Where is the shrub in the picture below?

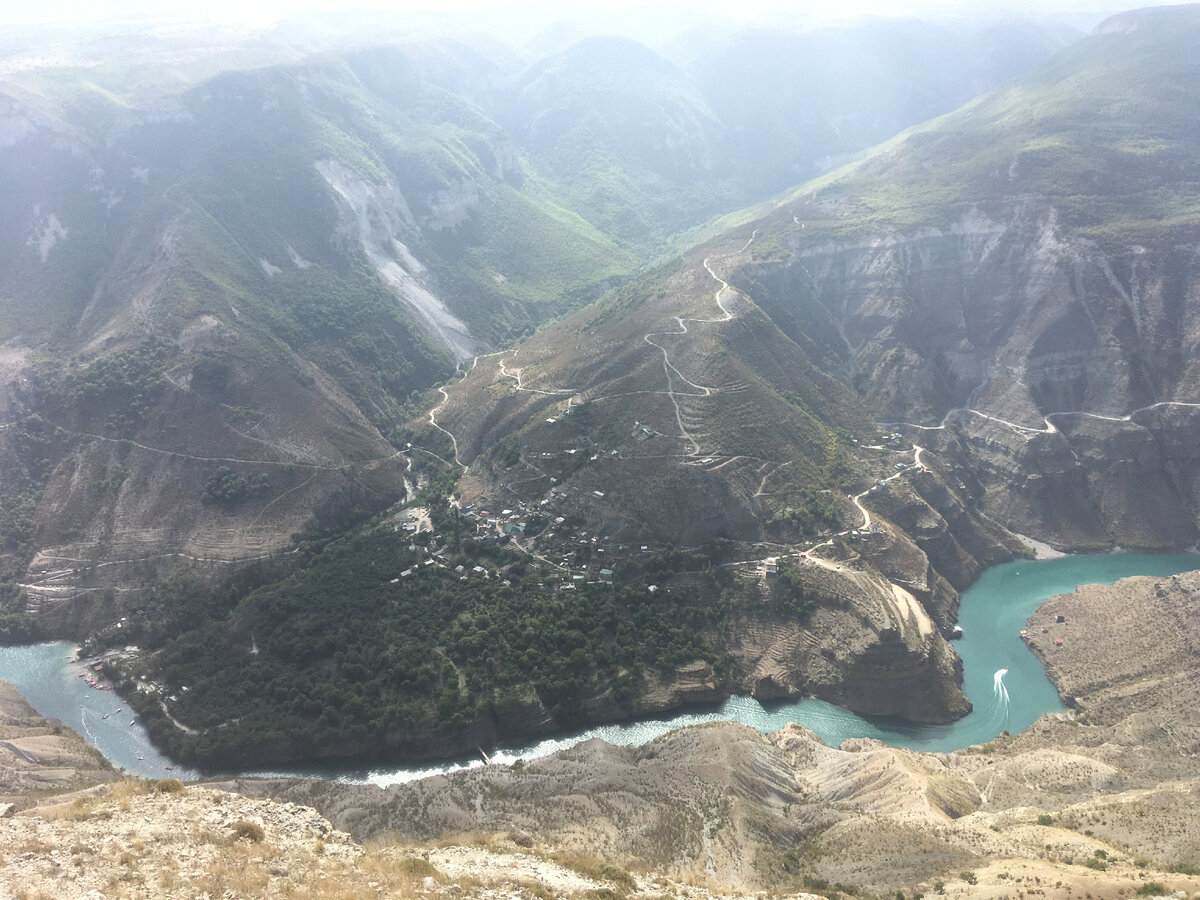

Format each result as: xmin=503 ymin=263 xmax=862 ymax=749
xmin=598 ymin=864 xmax=637 ymax=892
xmin=1037 ymin=814 xmax=1054 ymax=826
xmin=555 ymin=854 xmax=636 ymax=892
xmin=230 ymin=820 xmax=265 ymax=843
xmin=1136 ymin=884 xmax=1167 ymax=896
xmin=202 ymin=467 xmax=270 ymax=506
xmin=153 ymin=778 xmax=185 ymax=794
xmin=396 ymin=858 xmax=442 ymax=880
xmin=64 ymin=797 xmax=96 ymax=821
xmin=960 ymin=872 xmax=978 ymax=885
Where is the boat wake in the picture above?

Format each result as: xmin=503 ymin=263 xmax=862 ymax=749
xmin=79 ymin=706 xmax=99 ymax=742
xmin=990 ymin=667 xmax=1011 ymax=725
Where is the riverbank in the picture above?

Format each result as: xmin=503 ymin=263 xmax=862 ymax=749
xmin=240 ymin=567 xmax=1200 ymax=896
xmin=5 ymin=566 xmax=1200 ymax=897
xmin=0 ymin=679 xmax=115 ymax=806
xmin=2 ymin=552 xmax=1197 ymax=783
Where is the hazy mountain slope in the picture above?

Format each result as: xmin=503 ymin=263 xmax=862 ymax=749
xmin=498 ymin=22 xmax=1073 ymax=251
xmin=717 ymin=4 xmax=1200 ymax=551
xmin=503 ymin=36 xmax=732 ymax=244
xmin=690 ymin=17 xmax=1078 ymax=195
xmin=0 ymin=42 xmax=629 ymax=636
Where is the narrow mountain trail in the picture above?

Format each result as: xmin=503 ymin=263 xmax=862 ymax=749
xmin=19 ymin=547 xmax=298 ymax=601
xmin=799 ymin=443 xmax=924 ymax=563
xmin=644 ymin=327 xmax=706 ymax=456
xmin=496 ymin=359 xmax=574 ymax=397
xmin=638 ymin=230 xmax=758 ymax=456
xmin=164 ymin=372 xmax=269 ymax=431
xmin=455 ymin=230 xmax=761 ymax=463
xmin=42 ymin=420 xmax=340 ymax=470
xmin=249 ymin=470 xmax=321 ymax=526
xmin=418 ymin=351 xmax=528 ymax=472
xmin=428 ymin=386 xmax=465 ymax=468
xmin=883 ymin=399 xmax=1200 ymax=440
xmin=753 ymin=460 xmax=795 ymax=498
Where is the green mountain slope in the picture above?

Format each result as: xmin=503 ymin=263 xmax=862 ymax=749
xmin=0 ymin=41 xmax=634 ymax=640
xmin=503 ymin=36 xmax=734 ymax=245
xmin=497 ymin=23 xmax=1074 ymax=250
xmin=783 ymin=6 xmax=1200 ymax=238
xmin=690 ymin=17 xmax=1077 ymax=196
xmin=713 ymin=5 xmax=1200 ymax=552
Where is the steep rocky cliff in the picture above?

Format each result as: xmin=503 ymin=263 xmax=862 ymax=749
xmin=741 ymin=203 xmax=1200 ymax=552
xmin=238 ymin=569 xmax=1200 ymax=898
xmin=717 ymin=6 xmax=1200 ymax=552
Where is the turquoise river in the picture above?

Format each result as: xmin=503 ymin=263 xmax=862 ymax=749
xmin=0 ymin=552 xmax=1196 ymax=786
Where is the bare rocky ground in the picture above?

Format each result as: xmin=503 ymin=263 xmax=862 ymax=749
xmin=3 ymin=570 xmax=1200 ymax=899
xmin=0 ymin=681 xmax=114 ymax=807
xmin=0 ymin=779 xmax=829 ymax=900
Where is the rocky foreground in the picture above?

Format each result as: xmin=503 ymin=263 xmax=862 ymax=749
xmin=4 ymin=570 xmax=1200 ymax=899
xmin=0 ymin=777 xmax=831 ymax=900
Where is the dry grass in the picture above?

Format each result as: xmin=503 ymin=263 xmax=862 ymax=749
xmin=277 ymin=845 xmax=457 ymax=900
xmin=192 ymin=841 xmax=273 ymax=898
xmin=155 ymin=856 xmax=181 ymax=892
xmin=107 ymin=777 xmax=154 ymax=811
xmin=10 ymin=837 xmax=53 ymax=855
xmin=517 ymin=876 xmax=558 ymax=899
xmin=40 ymin=796 xmax=99 ymax=822
xmin=553 ymin=852 xmax=639 ymax=892
xmin=435 ymin=830 xmax=496 ymax=849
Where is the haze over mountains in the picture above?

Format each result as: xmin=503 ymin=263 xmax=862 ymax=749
xmin=0 ymin=10 xmax=1068 ymax=614
xmin=3 ymin=3 xmax=1200 ymax=771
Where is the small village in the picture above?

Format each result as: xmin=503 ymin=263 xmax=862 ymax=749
xmin=393 ymin=497 xmax=625 ymax=590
